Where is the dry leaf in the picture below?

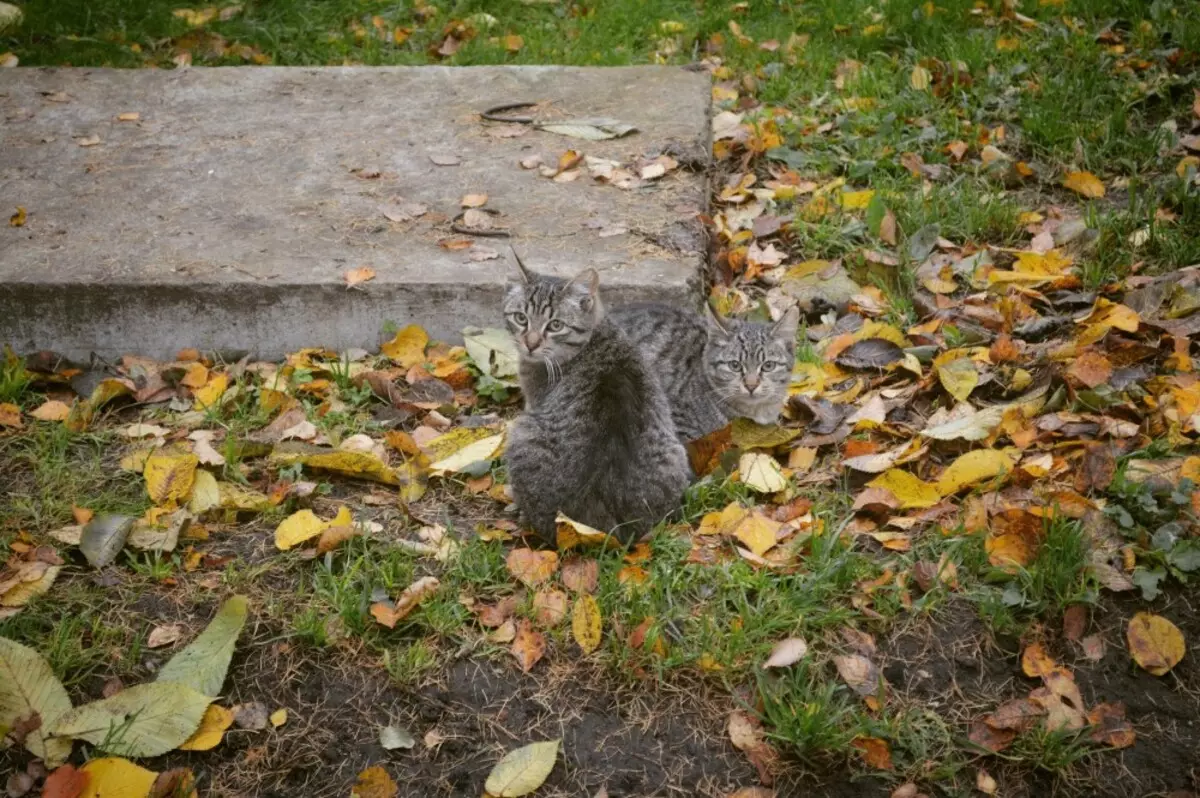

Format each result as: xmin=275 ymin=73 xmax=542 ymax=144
xmin=763 ymin=637 xmax=808 ymax=668
xmin=1127 ymin=612 xmax=1185 ymax=676
xmin=370 ymin=576 xmax=440 ymax=628
xmin=511 ymin=619 xmax=546 ymax=672
xmin=345 ymin=267 xmax=377 ymax=287
xmin=1063 ymin=170 xmax=1105 ymax=198
xmin=572 ymin=593 xmax=602 ymax=654
xmin=506 ymin=548 xmax=559 ymax=587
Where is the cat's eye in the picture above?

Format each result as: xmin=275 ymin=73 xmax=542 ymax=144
xmin=761 ymin=361 xmax=780 ymax=372
xmin=546 ymin=320 xmax=566 ymax=333
xmin=511 ymin=312 xmax=528 ymax=326
xmin=726 ymin=361 xmax=744 ymax=373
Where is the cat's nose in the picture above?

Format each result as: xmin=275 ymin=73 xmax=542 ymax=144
xmin=523 ymin=331 xmax=543 ymax=352
xmin=744 ymin=375 xmax=761 ymax=393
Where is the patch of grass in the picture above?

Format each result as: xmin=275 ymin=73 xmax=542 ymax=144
xmin=0 ymin=423 xmax=149 ymax=533
xmin=1010 ymin=726 xmax=1095 ymax=775
xmin=383 ymin=638 xmax=441 ymax=686
xmin=0 ymin=349 xmax=33 ymax=405
xmin=758 ymin=660 xmax=860 ymax=762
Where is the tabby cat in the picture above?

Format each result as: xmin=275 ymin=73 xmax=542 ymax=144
xmin=502 ymin=256 xmax=691 ymax=544
xmin=611 ymin=302 xmax=799 ymax=441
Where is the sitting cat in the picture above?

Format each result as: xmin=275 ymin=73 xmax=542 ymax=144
xmin=610 ymin=302 xmax=799 ymax=442
xmin=503 ymin=255 xmax=691 ymax=544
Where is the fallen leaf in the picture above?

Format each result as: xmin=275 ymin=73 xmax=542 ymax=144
xmin=155 ymin=595 xmax=248 ymax=696
xmin=344 ymin=267 xmax=377 ymax=287
xmin=937 ymin=358 xmax=979 ymax=402
xmin=192 ymin=372 xmax=229 ymax=410
xmin=371 ymin=576 xmax=440 ymax=628
xmin=739 ymin=452 xmax=787 ymax=493
xmin=867 ymin=469 xmax=940 ymax=509
xmin=976 ymin=769 xmax=998 ymax=795
xmin=834 ymin=653 xmax=879 ymax=697
xmin=78 ymin=759 xmax=156 ymax=798
xmin=1127 ymin=612 xmax=1186 ymax=676
xmin=484 ymin=739 xmax=560 ymax=797
xmin=935 ymin=449 xmax=1015 ymax=496
xmin=50 ymin=682 xmax=213 ymax=757
xmin=763 ymin=637 xmax=808 ymax=668
xmin=533 ymin=588 xmax=568 ymax=626
xmin=732 ymin=511 xmax=781 ymax=557
xmin=1063 ymin=171 xmax=1105 ymax=198
xmin=461 ymin=193 xmax=488 ymax=208
xmin=0 ymin=402 xmax=22 ymax=428
xmin=536 ymin=119 xmax=636 ymax=141
xmin=506 ymin=548 xmax=559 ymax=587
xmin=1088 ymin=702 xmax=1135 ymax=748
xmin=572 ymin=593 xmax=602 ymax=654
xmin=561 ymin=557 xmax=599 ymax=593
xmin=380 ymin=325 xmax=429 ymax=368
xmin=178 ymin=703 xmax=234 ymax=751
xmin=30 ymin=400 xmax=72 ymax=422
xmin=851 ymin=736 xmax=893 ymax=770
xmin=351 ymin=765 xmax=398 ymax=798
xmin=147 ymin=624 xmax=184 ymax=649
xmin=379 ymin=724 xmax=416 ymax=750
xmin=269 ymin=708 xmax=287 ymax=727
xmin=1020 ymin=641 xmax=1059 ymax=678
xmin=511 ymin=620 xmax=546 ymax=672
xmin=8 ymin=206 xmax=26 ymax=227
xmin=0 ymin=637 xmax=73 ymax=766
xmin=41 ymin=765 xmax=89 ymax=798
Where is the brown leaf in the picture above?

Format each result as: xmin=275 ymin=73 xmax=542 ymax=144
xmin=150 ymin=768 xmax=197 ymax=798
xmin=727 ymin=710 xmax=763 ymax=752
xmin=986 ymin=509 xmax=1043 ymax=569
xmin=1080 ymin=633 xmax=1106 ymax=661
xmin=986 ymin=698 xmax=1045 ymax=731
xmin=1063 ymin=605 xmax=1087 ymax=642
xmin=1087 ymin=702 xmax=1135 ymax=748
xmin=511 ymin=619 xmax=546 ymax=672
xmin=834 ymin=654 xmax=878 ymax=696
xmin=533 ymin=588 xmax=568 ymax=626
xmin=1067 ymin=351 xmax=1112 ymax=388
xmin=351 ymin=765 xmax=398 ymax=798
xmin=370 ymin=576 xmax=439 ymax=628
xmin=506 ymin=548 xmax=559 ymax=587
xmin=475 ymin=593 xmax=521 ymax=627
xmin=41 ymin=765 xmax=89 ymax=798
xmin=561 ymin=557 xmax=599 ymax=593
xmin=686 ymin=424 xmax=733 ymax=477
xmin=968 ymin=719 xmax=1015 ymax=753
xmin=460 ymin=193 xmax=488 ymax=208
xmin=1075 ymin=441 xmax=1116 ymax=494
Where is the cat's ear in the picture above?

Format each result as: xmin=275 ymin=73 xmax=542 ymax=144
xmin=771 ymin=304 xmax=800 ymax=344
xmin=703 ymin=302 xmax=734 ymax=338
xmin=565 ymin=268 xmax=600 ymax=310
xmin=511 ymin=248 xmax=534 ymax=284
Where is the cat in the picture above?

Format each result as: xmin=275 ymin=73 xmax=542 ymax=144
xmin=610 ymin=302 xmax=799 ymax=442
xmin=502 ymin=254 xmax=691 ymax=545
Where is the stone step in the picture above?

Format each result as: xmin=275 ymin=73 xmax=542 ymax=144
xmin=0 ymin=65 xmax=709 ymax=360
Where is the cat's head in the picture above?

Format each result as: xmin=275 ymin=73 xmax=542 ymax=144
xmin=703 ymin=305 xmax=799 ymax=424
xmin=503 ymin=253 xmax=603 ymax=365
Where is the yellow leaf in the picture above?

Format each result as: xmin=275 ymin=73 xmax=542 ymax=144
xmin=1063 ymin=170 xmax=1105 ymax=198
xmin=696 ymin=502 xmax=749 ymax=536
xmin=429 ymin=432 xmax=505 ymax=476
xmin=506 ymin=547 xmax=560 ymax=586
xmin=380 ymin=324 xmax=429 ymax=368
xmin=178 ymin=704 xmax=234 ymax=751
xmin=270 ymin=708 xmax=288 ymax=727
xmin=910 ymin=65 xmax=931 ymax=91
xmin=732 ymin=511 xmax=781 ymax=556
xmin=351 ymin=765 xmax=398 ymax=798
xmin=839 ymin=189 xmax=875 ymax=210
xmin=193 ymin=372 xmax=229 ymax=410
xmin=0 ymin=402 xmax=21 ymax=428
xmin=268 ymin=445 xmax=409 ymax=486
xmin=996 ymin=36 xmax=1019 ymax=51
xmin=1127 ymin=612 xmax=1186 ymax=676
xmin=274 ymin=507 xmax=350 ymax=551
xmin=739 ymin=452 xmax=787 ymax=493
xmin=936 ymin=449 xmax=1016 ymax=496
xmin=180 ymin=362 xmax=208 ymax=389
xmin=936 ymin=357 xmax=979 ymax=402
xmin=572 ymin=593 xmax=602 ymax=654
xmin=867 ymin=469 xmax=940 ymax=509
xmin=30 ymin=400 xmax=72 ymax=422
xmin=79 ymin=757 xmax=158 ymax=798
xmin=143 ymin=451 xmax=199 ymax=507
xmin=421 ymin=427 xmax=497 ymax=463
xmin=503 ymin=33 xmax=523 ymax=52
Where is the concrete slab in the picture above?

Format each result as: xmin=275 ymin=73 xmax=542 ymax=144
xmin=0 ymin=66 xmax=709 ymax=360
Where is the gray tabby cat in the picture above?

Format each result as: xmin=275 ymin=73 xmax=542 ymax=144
xmin=503 ymin=256 xmax=692 ymax=544
xmin=610 ymin=302 xmax=799 ymax=442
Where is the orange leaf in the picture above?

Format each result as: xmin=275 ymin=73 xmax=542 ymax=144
xmin=344 ymin=267 xmax=377 ymax=287
xmin=1063 ymin=170 xmax=1105 ymax=198
xmin=1020 ymin=641 xmax=1060 ymax=678
xmin=370 ymin=576 xmax=440 ymax=628
xmin=505 ymin=548 xmax=559 ymax=587
xmin=511 ymin=619 xmax=546 ymax=672
xmin=851 ymin=736 xmax=893 ymax=770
